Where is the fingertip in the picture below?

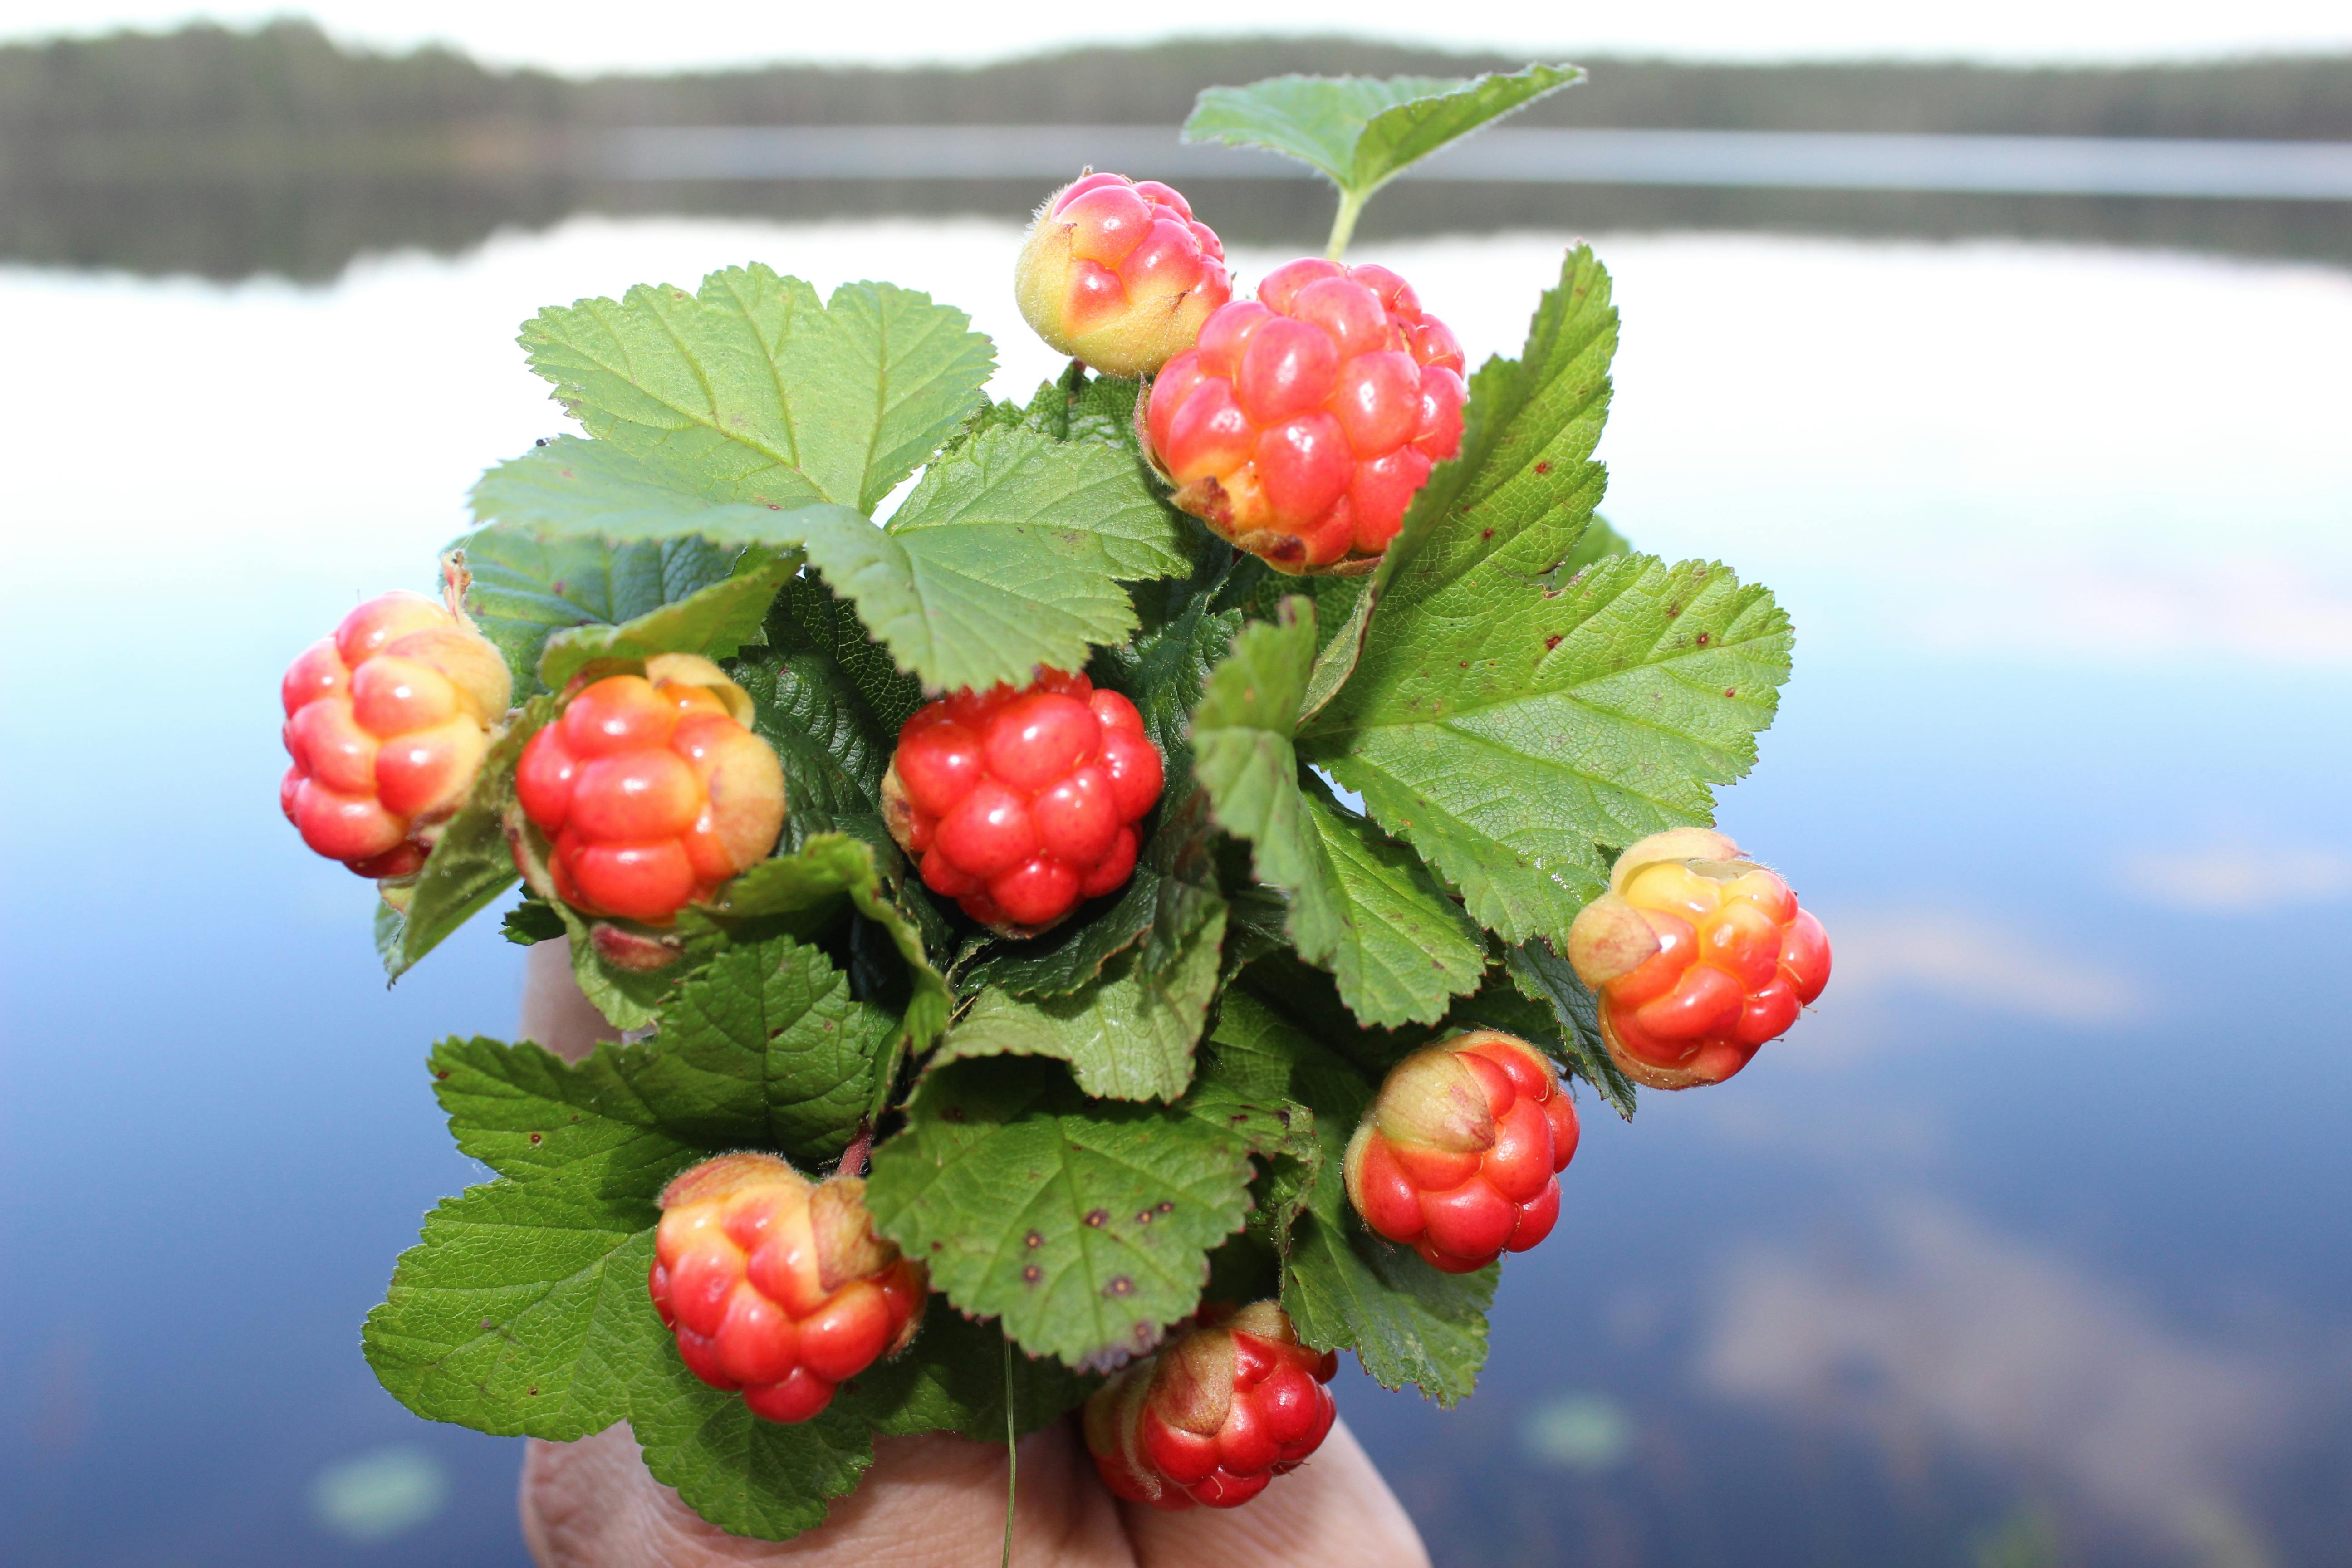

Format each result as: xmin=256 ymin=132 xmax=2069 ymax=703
xmin=1117 ymin=1415 xmax=1430 ymax=1568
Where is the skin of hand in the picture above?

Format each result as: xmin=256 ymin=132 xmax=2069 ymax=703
xmin=515 ymin=942 xmax=1433 ymax=1568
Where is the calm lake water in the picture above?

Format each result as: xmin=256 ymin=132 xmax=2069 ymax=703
xmin=2 ymin=215 xmax=2348 ymax=1568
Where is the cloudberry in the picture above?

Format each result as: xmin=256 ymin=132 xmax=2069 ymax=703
xmin=280 ymin=589 xmax=512 ymax=879
xmin=1016 ymin=172 xmax=1231 ymax=377
xmin=1084 ymin=1302 xmax=1338 ymax=1510
xmin=649 ymin=1153 xmax=927 ymax=1424
xmin=880 ymin=670 xmax=1163 ymax=936
xmin=514 ymin=655 xmax=786 ymax=925
xmin=1565 ymin=828 xmax=1832 ymax=1090
xmin=1144 ymin=257 xmax=1466 ymax=574
xmin=1343 ymin=1029 xmax=1578 ymax=1274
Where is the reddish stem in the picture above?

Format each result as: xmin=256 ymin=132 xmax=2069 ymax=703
xmin=836 ymin=1122 xmax=875 ymax=1180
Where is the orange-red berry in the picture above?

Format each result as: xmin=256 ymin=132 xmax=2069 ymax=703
xmin=1016 ymin=172 xmax=1231 ymax=376
xmin=279 ymin=590 xmax=512 ymax=877
xmin=1566 ymin=828 xmax=1832 ymax=1089
xmin=1084 ymin=1302 xmax=1338 ymax=1510
xmin=881 ymin=670 xmax=1162 ymax=935
xmin=1145 ymin=258 xmax=1465 ymax=574
xmin=648 ymin=1153 xmax=927 ymax=1424
xmin=514 ymin=657 xmax=786 ymax=924
xmin=1342 ymin=1030 xmax=1578 ymax=1274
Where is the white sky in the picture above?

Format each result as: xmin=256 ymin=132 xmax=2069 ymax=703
xmin=3 ymin=0 xmax=2348 ymax=74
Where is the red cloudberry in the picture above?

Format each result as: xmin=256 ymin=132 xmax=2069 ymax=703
xmin=514 ymin=655 xmax=786 ymax=925
xmin=880 ymin=670 xmax=1163 ymax=935
xmin=1084 ymin=1302 xmax=1338 ymax=1510
xmin=1566 ymin=828 xmax=1832 ymax=1089
xmin=649 ymin=1153 xmax=927 ymax=1424
xmin=1144 ymin=257 xmax=1466 ymax=574
xmin=280 ymin=589 xmax=512 ymax=879
xmin=1343 ymin=1029 xmax=1578 ymax=1274
xmin=1016 ymin=172 xmax=1231 ymax=377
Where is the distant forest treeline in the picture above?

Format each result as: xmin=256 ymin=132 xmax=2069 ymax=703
xmin=5 ymin=21 xmax=2348 ymax=279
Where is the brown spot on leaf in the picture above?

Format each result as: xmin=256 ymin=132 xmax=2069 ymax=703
xmin=1022 ymin=1264 xmax=1043 ymax=1284
xmin=1534 ymin=460 xmax=1553 ymax=475
xmin=1157 ymin=1200 xmax=1173 ymax=1213
xmin=480 ymin=1319 xmax=496 ymax=1331
xmin=527 ymin=1387 xmax=539 ymax=1397
xmin=1724 ymin=687 xmax=1738 ymax=698
xmin=1085 ymin=1209 xmax=1109 ymax=1228
xmin=1135 ymin=1209 xmax=1154 ymax=1225
xmin=528 ymin=1132 xmax=543 ymax=1146
xmin=942 ymin=1105 xmax=967 ymax=1122
xmin=1480 ymin=528 xmax=1494 ymax=541
xmin=1696 ymin=631 xmax=1711 ymax=645
xmin=435 ymin=1069 xmax=450 ymax=1080
xmin=1545 ymin=634 xmax=1563 ymax=650
xmin=1104 ymin=1277 xmax=1135 ymax=1298
xmin=1024 ymin=1230 xmax=1044 ymax=1249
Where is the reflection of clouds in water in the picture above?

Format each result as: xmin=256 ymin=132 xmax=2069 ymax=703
xmin=2117 ymin=841 xmax=2352 ymax=913
xmin=1698 ymin=1199 xmax=2291 ymax=1565
xmin=1814 ymin=906 xmax=2140 ymax=1026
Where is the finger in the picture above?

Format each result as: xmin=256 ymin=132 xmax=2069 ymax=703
xmin=521 ymin=1420 xmax=1137 ymax=1568
xmin=520 ymin=939 xmax=619 ymax=1064
xmin=1118 ymin=1416 xmax=1429 ymax=1568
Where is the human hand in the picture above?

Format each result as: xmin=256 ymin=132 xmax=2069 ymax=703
xmin=514 ymin=944 xmax=1432 ymax=1568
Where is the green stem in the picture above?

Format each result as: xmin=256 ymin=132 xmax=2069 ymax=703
xmin=1000 ymin=1336 xmax=1018 ymax=1568
xmin=1324 ymin=187 xmax=1367 ymax=262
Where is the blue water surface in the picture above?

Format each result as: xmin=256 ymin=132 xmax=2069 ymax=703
xmin=1 ymin=220 xmax=2346 ymax=1568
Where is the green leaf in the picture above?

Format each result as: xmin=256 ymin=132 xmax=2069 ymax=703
xmin=457 ymin=523 xmax=741 ymax=699
xmin=470 ymin=437 xmax=827 ymax=551
xmin=1302 ymin=249 xmax=1793 ymax=949
xmin=1495 ymin=938 xmax=1637 ymax=1121
xmin=429 ymin=1034 xmax=699 ymax=1191
xmin=380 ymin=713 xmax=531 ymax=980
xmin=1190 ymin=601 xmax=1483 ymax=1028
xmin=935 ymin=908 xmax=1227 ymax=1102
xmin=1191 ymin=596 xmax=1322 ymax=935
xmin=866 ymin=1055 xmax=1291 ymax=1368
xmin=537 ymin=551 xmax=794 ymax=693
xmin=1209 ymin=990 xmax=1494 ymax=1404
xmin=480 ymin=426 xmax=1196 ymax=696
xmin=816 ymin=424 xmax=1192 ymax=691
xmin=696 ymin=834 xmax=952 ymax=1062
xmin=624 ymin=1352 xmax=876 ymax=1542
xmin=523 ymin=265 xmax=994 ymax=514
xmin=619 ymin=1298 xmax=1093 ymax=1544
xmin=1185 ymin=65 xmax=1580 ymax=217
xmin=363 ymin=1184 xmax=661 ymax=1441
xmin=1297 ymin=779 xmax=1486 ymax=1029
xmin=728 ymin=575 xmax=920 ymax=857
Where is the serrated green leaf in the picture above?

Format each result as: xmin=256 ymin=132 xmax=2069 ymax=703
xmin=1191 ymin=601 xmax=1482 ymax=1028
xmin=1496 ymin=938 xmax=1637 ymax=1121
xmin=1298 ymin=779 xmax=1486 ymax=1029
xmin=728 ymin=575 xmax=919 ymax=858
xmin=429 ymin=1035 xmax=699 ymax=1191
xmin=363 ymin=1186 xmax=661 ymax=1440
xmin=1210 ymin=990 xmax=1494 ymax=1403
xmin=694 ymin=833 xmax=951 ymax=1062
xmin=1302 ymin=249 xmax=1792 ymax=949
xmin=984 ymin=367 xmax=1146 ymax=454
xmin=818 ymin=424 xmax=1192 ymax=691
xmin=457 ymin=523 xmax=740 ymax=699
xmin=503 ymin=899 xmax=566 ymax=946
xmin=638 ymin=936 xmax=893 ymax=1161
xmin=1185 ymin=64 xmax=1580 ymax=207
xmin=866 ymin=1055 xmax=1291 ymax=1368
xmin=524 ymin=265 xmax=993 ymax=514
xmin=936 ymin=907 xmax=1226 ymax=1102
xmin=625 ymin=1349 xmax=875 ymax=1541
xmin=1191 ymin=596 xmax=1325 ymax=937
xmin=536 ymin=551 xmax=793 ymax=692
xmin=470 ymin=437 xmax=823 ymax=550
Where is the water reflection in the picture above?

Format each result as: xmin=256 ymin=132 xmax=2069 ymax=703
xmin=1 ymin=216 xmax=2346 ymax=1565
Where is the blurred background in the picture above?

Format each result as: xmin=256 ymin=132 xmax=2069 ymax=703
xmin=1 ymin=3 xmax=2347 ymax=1565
